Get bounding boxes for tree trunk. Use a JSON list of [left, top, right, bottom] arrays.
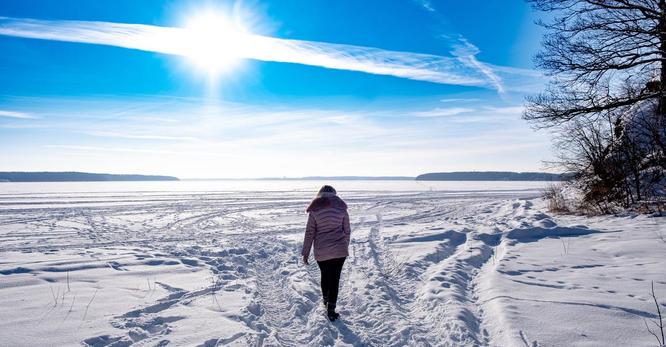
[[659, 0, 666, 115], [633, 170, 642, 202]]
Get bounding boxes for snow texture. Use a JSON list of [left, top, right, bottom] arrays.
[[0, 181, 664, 346]]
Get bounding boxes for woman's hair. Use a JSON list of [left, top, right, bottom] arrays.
[[318, 185, 337, 195]]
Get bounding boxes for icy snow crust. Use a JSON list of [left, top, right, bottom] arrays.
[[0, 181, 664, 346]]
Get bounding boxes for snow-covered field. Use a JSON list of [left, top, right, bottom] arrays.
[[0, 180, 664, 347]]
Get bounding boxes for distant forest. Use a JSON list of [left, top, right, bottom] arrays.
[[262, 172, 568, 181], [0, 171, 567, 182], [416, 172, 568, 181], [0, 172, 179, 182], [257, 176, 415, 181]]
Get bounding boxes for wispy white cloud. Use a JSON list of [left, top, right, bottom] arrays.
[[410, 141, 544, 157], [86, 131, 199, 141], [451, 38, 506, 94], [413, 0, 436, 13], [410, 0, 527, 95], [0, 110, 36, 119], [411, 107, 474, 118], [408, 104, 526, 123], [439, 98, 481, 103], [482, 105, 525, 114], [0, 16, 541, 92], [2, 95, 552, 177], [45, 144, 214, 156]]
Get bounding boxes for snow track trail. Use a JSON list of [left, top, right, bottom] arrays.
[[3, 182, 662, 346]]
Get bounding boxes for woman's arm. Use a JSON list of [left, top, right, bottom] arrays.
[[301, 213, 316, 262], [343, 210, 351, 245]]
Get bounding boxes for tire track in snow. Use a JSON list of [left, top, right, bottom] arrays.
[[372, 199, 532, 346], [1, 188, 550, 346], [231, 198, 523, 346], [235, 236, 341, 346], [343, 215, 435, 346]]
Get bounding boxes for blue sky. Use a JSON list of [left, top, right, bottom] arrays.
[[0, 0, 552, 178]]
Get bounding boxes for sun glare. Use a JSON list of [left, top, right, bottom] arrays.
[[183, 11, 250, 78]]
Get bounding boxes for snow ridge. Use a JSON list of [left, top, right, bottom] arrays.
[[1, 187, 663, 346]]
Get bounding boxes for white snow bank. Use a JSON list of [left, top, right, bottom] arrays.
[[0, 182, 663, 346]]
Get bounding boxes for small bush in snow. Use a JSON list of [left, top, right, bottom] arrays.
[[543, 184, 570, 213]]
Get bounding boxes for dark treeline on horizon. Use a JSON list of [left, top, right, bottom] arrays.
[[0, 171, 570, 182], [415, 172, 569, 181], [0, 172, 179, 182]]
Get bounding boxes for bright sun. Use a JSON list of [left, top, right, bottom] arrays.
[[183, 11, 250, 77]]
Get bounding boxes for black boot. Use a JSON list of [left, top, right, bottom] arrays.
[[327, 303, 340, 322]]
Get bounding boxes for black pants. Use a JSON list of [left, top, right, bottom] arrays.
[[316, 257, 346, 309]]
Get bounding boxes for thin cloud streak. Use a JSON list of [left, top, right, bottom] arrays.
[[413, 0, 436, 13], [0, 110, 35, 119], [482, 105, 525, 114], [45, 144, 215, 157], [0, 16, 540, 91], [439, 98, 481, 103], [87, 131, 199, 141], [408, 104, 527, 123], [1, 94, 553, 176], [451, 38, 505, 93], [411, 107, 474, 118]]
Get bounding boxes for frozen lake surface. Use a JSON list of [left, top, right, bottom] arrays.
[[0, 180, 663, 346], [0, 179, 550, 193]]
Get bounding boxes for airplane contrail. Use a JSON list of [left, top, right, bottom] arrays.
[[0, 16, 534, 90]]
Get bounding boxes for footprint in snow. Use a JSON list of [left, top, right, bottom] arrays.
[[107, 261, 127, 271]]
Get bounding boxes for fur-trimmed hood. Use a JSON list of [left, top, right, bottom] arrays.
[[306, 192, 347, 212]]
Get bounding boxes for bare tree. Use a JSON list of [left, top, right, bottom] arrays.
[[552, 115, 630, 211], [526, 0, 666, 124], [527, 0, 666, 209]]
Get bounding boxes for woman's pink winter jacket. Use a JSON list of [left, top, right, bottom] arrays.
[[302, 192, 351, 262]]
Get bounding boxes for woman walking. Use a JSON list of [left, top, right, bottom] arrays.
[[302, 185, 351, 322]]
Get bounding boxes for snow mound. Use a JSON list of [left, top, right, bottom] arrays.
[[0, 186, 663, 346]]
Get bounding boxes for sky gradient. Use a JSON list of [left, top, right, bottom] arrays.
[[0, 0, 552, 178]]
